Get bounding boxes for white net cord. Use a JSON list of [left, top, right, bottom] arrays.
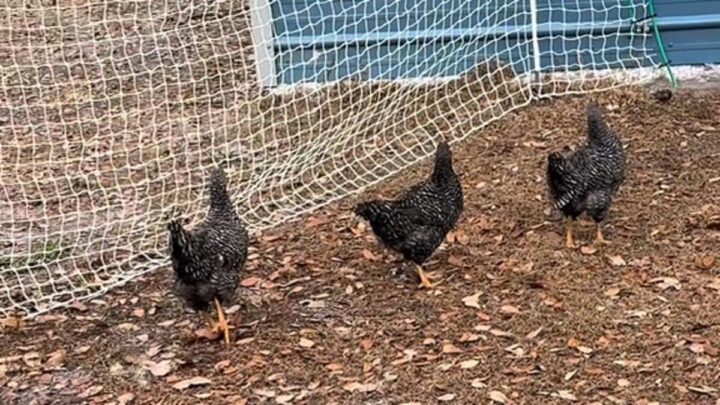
[[0, 0, 661, 317]]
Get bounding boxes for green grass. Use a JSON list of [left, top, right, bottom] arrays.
[[0, 239, 71, 272]]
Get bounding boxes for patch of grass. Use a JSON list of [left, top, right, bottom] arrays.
[[0, 239, 71, 271]]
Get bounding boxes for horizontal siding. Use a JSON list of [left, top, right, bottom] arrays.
[[271, 0, 636, 37], [278, 38, 534, 82], [268, 0, 717, 85], [654, 0, 720, 65], [271, 0, 533, 83], [271, 0, 530, 37]]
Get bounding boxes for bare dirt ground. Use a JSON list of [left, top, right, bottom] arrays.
[[1, 87, 719, 404]]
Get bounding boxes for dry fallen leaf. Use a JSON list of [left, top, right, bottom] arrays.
[[276, 394, 295, 404], [651, 277, 681, 291], [172, 376, 211, 391], [607, 255, 627, 266], [446, 231, 456, 243], [194, 327, 220, 341], [437, 393, 456, 402], [240, 277, 262, 287], [384, 372, 398, 381], [604, 287, 621, 297], [500, 305, 520, 315], [305, 216, 330, 229], [69, 301, 89, 312], [442, 343, 462, 354], [117, 393, 135, 405], [689, 343, 705, 354], [22, 352, 41, 368], [254, 388, 276, 398], [78, 385, 104, 398], [462, 292, 482, 309], [458, 332, 481, 343], [695, 255, 716, 270], [342, 382, 378, 393], [490, 329, 513, 338], [504, 344, 524, 357], [299, 338, 315, 348], [618, 378, 630, 387], [456, 231, 470, 245], [705, 343, 719, 357], [477, 311, 491, 322], [585, 367, 605, 375], [459, 359, 479, 369], [577, 346, 594, 354], [46, 350, 66, 368], [489, 390, 508, 403], [110, 363, 124, 374], [1, 316, 23, 329], [526, 327, 543, 340], [236, 337, 255, 346], [214, 360, 231, 372], [580, 246, 597, 255], [688, 386, 716, 395], [144, 347, 162, 360], [132, 308, 145, 318], [557, 390, 577, 401], [361, 249, 381, 262], [447, 255, 464, 267], [360, 339, 374, 351], [144, 360, 173, 377], [74, 346, 91, 354]]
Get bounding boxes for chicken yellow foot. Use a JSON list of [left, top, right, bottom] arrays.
[[212, 298, 231, 345], [565, 218, 576, 249], [415, 265, 433, 289], [594, 223, 611, 245], [202, 300, 231, 344]]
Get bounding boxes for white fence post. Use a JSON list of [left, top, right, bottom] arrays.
[[529, 0, 543, 92], [249, 0, 277, 88]]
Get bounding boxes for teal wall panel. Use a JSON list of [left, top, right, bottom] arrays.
[[267, 0, 720, 85]]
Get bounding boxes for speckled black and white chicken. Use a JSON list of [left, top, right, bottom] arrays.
[[546, 103, 626, 248], [354, 141, 463, 288], [168, 166, 248, 344]]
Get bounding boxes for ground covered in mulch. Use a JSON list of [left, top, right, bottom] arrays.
[[1, 87, 719, 404]]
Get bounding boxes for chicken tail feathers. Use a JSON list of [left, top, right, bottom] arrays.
[[207, 165, 233, 214], [586, 102, 614, 143], [546, 152, 576, 210], [168, 219, 192, 268], [432, 141, 455, 182]]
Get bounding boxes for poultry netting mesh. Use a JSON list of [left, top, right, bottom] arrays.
[[1, 0, 662, 317]]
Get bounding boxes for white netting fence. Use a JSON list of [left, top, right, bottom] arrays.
[[1, 0, 661, 317]]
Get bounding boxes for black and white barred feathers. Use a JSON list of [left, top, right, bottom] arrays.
[[168, 166, 248, 312], [546, 103, 626, 223], [354, 141, 464, 265]]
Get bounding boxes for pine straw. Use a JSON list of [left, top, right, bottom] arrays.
[[1, 87, 719, 404]]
